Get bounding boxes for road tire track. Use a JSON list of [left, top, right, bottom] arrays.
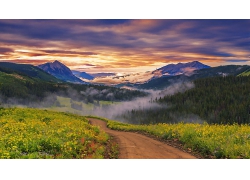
[[88, 118, 196, 159]]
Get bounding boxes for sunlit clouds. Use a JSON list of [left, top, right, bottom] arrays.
[[0, 19, 249, 73]]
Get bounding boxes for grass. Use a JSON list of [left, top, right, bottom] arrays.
[[50, 96, 120, 115], [90, 116, 250, 159], [0, 107, 117, 159], [56, 96, 71, 107], [238, 69, 250, 76], [4, 106, 250, 159], [49, 96, 94, 114]]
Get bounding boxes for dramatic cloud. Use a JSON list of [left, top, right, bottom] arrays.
[[0, 47, 14, 54], [0, 19, 249, 73], [226, 60, 250, 63]]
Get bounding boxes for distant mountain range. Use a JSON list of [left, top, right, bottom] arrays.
[[90, 61, 211, 85], [152, 61, 210, 77], [136, 64, 250, 89], [36, 60, 211, 85], [38, 60, 86, 84], [2, 60, 250, 90]]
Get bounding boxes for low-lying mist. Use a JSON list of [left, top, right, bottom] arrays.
[[87, 81, 196, 122], [0, 81, 204, 124]]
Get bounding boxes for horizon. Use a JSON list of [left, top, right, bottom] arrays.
[[0, 20, 249, 74], [0, 59, 247, 75]]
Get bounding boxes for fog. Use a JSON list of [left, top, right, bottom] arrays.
[[81, 81, 198, 123], [0, 81, 204, 124]]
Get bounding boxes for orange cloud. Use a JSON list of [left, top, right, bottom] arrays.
[[0, 20, 249, 74]]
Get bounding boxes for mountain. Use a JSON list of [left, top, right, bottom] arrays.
[[38, 60, 85, 84], [0, 62, 62, 83], [89, 61, 211, 86], [78, 72, 94, 80], [138, 65, 250, 89], [72, 70, 94, 80], [0, 67, 70, 105], [90, 73, 116, 78], [152, 61, 210, 77]]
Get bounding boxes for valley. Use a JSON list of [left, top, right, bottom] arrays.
[[1, 60, 250, 159], [0, 18, 249, 180]]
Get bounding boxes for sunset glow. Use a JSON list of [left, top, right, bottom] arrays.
[[0, 19, 249, 73]]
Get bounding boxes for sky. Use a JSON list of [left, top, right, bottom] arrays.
[[0, 19, 249, 73]]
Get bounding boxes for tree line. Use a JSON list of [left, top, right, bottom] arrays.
[[120, 75, 250, 125], [0, 70, 147, 106]]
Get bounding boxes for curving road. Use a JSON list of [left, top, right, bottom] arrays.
[[88, 118, 196, 159]]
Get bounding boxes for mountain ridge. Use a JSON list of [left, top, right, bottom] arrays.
[[90, 61, 211, 85], [0, 62, 62, 83], [72, 70, 94, 80], [137, 64, 250, 90], [38, 60, 86, 84], [153, 61, 210, 77]]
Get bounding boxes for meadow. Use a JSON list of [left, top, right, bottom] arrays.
[[0, 108, 117, 159], [2, 105, 250, 159], [49, 96, 118, 114], [91, 116, 250, 159]]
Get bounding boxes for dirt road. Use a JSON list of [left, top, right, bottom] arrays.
[[88, 118, 196, 159]]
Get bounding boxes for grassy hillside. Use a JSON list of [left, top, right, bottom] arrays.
[[0, 71, 34, 100], [0, 108, 118, 159], [0, 62, 62, 82], [0, 70, 66, 105], [238, 68, 250, 76], [0, 67, 147, 106]]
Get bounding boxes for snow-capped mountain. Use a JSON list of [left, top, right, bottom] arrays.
[[38, 60, 85, 84]]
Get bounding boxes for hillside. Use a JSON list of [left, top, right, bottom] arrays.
[[0, 108, 117, 159], [238, 68, 250, 76], [38, 60, 85, 84], [72, 70, 94, 80], [0, 62, 62, 83], [138, 65, 250, 89], [0, 70, 66, 105], [152, 61, 210, 76], [119, 75, 250, 125], [91, 61, 210, 85], [0, 67, 147, 106]]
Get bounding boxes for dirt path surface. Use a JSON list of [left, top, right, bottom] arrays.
[[88, 118, 196, 159]]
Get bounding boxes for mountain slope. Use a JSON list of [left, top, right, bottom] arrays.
[[90, 61, 210, 86], [91, 73, 116, 78], [0, 69, 68, 105], [152, 61, 210, 77], [0, 62, 62, 83], [72, 70, 94, 80], [38, 60, 85, 84], [238, 68, 250, 76], [138, 65, 250, 89]]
